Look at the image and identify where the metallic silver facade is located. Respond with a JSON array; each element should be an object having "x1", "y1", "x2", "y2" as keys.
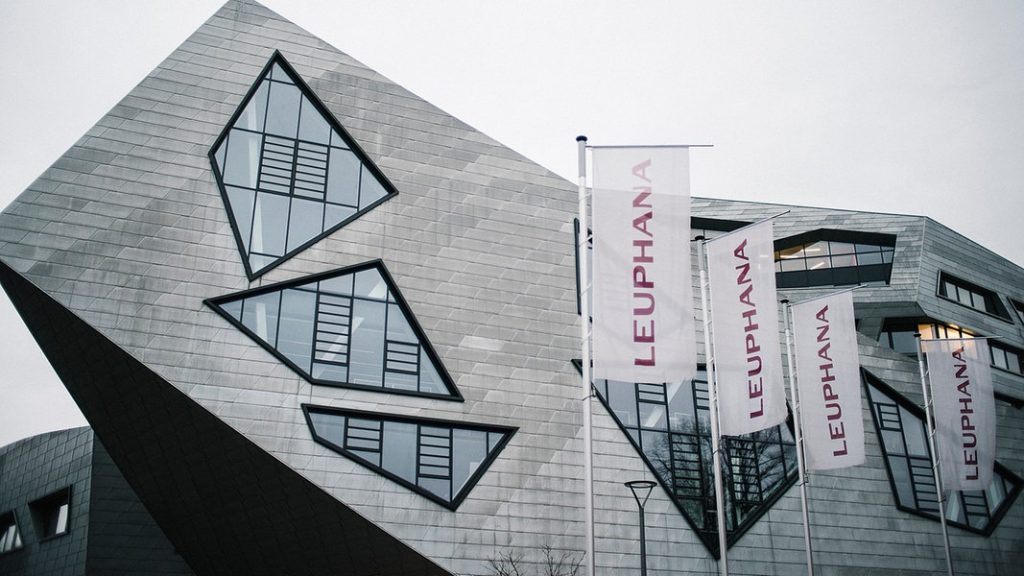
[{"x1": 0, "y1": 1, "x2": 1021, "y2": 574}]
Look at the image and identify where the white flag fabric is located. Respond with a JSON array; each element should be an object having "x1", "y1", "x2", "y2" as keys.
[
  {"x1": 707, "y1": 219, "x2": 787, "y2": 436},
  {"x1": 792, "y1": 291, "x2": 865, "y2": 470},
  {"x1": 591, "y1": 146, "x2": 696, "y2": 383},
  {"x1": 922, "y1": 338, "x2": 995, "y2": 492}
]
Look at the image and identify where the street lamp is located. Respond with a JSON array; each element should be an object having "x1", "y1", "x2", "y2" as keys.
[{"x1": 625, "y1": 480, "x2": 656, "y2": 576}]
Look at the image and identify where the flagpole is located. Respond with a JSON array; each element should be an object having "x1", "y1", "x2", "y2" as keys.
[
  {"x1": 576, "y1": 135, "x2": 595, "y2": 576},
  {"x1": 781, "y1": 299, "x2": 814, "y2": 576},
  {"x1": 915, "y1": 333, "x2": 954, "y2": 576},
  {"x1": 697, "y1": 236, "x2": 729, "y2": 576}
]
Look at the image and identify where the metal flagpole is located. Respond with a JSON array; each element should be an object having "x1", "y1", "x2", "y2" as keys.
[
  {"x1": 915, "y1": 334, "x2": 955, "y2": 576},
  {"x1": 697, "y1": 236, "x2": 729, "y2": 576},
  {"x1": 781, "y1": 299, "x2": 814, "y2": 576},
  {"x1": 576, "y1": 135, "x2": 595, "y2": 576}
]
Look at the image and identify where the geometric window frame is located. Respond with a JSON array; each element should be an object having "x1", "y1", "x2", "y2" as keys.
[
  {"x1": 205, "y1": 259, "x2": 462, "y2": 401},
  {"x1": 28, "y1": 487, "x2": 72, "y2": 542},
  {"x1": 303, "y1": 405, "x2": 516, "y2": 510},
  {"x1": 209, "y1": 51, "x2": 398, "y2": 280},
  {"x1": 863, "y1": 369, "x2": 1023, "y2": 535},
  {"x1": 574, "y1": 361, "x2": 799, "y2": 558},
  {"x1": 774, "y1": 228, "x2": 896, "y2": 289},
  {"x1": 936, "y1": 271, "x2": 1013, "y2": 322},
  {"x1": 0, "y1": 510, "x2": 24, "y2": 555}
]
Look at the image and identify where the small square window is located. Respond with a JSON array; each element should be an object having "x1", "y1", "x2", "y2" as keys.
[
  {"x1": 29, "y1": 488, "x2": 71, "y2": 540},
  {"x1": 0, "y1": 511, "x2": 24, "y2": 555}
]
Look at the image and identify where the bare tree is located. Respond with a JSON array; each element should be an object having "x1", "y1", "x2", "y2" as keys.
[{"x1": 482, "y1": 546, "x2": 582, "y2": 576}]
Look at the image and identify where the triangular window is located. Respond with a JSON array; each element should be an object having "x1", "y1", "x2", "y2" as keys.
[
  {"x1": 578, "y1": 361, "x2": 798, "y2": 557},
  {"x1": 207, "y1": 261, "x2": 460, "y2": 400},
  {"x1": 304, "y1": 405, "x2": 515, "y2": 509},
  {"x1": 210, "y1": 52, "x2": 397, "y2": 279},
  {"x1": 863, "y1": 370, "x2": 1022, "y2": 534}
]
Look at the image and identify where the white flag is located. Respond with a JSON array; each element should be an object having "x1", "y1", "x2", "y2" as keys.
[
  {"x1": 792, "y1": 291, "x2": 865, "y2": 470},
  {"x1": 707, "y1": 219, "x2": 786, "y2": 436},
  {"x1": 591, "y1": 146, "x2": 696, "y2": 383},
  {"x1": 922, "y1": 338, "x2": 995, "y2": 492}
]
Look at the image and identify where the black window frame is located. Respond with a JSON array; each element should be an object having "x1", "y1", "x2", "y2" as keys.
[
  {"x1": 936, "y1": 272, "x2": 1012, "y2": 322},
  {"x1": 302, "y1": 405, "x2": 516, "y2": 510},
  {"x1": 862, "y1": 369, "x2": 1022, "y2": 535},
  {"x1": 208, "y1": 51, "x2": 399, "y2": 280},
  {"x1": 572, "y1": 360, "x2": 797, "y2": 558},
  {"x1": 1010, "y1": 298, "x2": 1024, "y2": 325},
  {"x1": 28, "y1": 487, "x2": 72, "y2": 542},
  {"x1": 0, "y1": 510, "x2": 24, "y2": 555},
  {"x1": 773, "y1": 229, "x2": 896, "y2": 289},
  {"x1": 206, "y1": 259, "x2": 462, "y2": 401}
]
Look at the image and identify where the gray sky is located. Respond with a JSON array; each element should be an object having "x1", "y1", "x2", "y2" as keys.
[{"x1": 1, "y1": 0, "x2": 1022, "y2": 446}]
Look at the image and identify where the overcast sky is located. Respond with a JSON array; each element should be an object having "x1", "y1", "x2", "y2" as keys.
[{"x1": 1, "y1": 1, "x2": 1022, "y2": 446}]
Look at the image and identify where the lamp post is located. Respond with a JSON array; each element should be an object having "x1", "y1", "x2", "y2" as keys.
[{"x1": 625, "y1": 480, "x2": 656, "y2": 576}]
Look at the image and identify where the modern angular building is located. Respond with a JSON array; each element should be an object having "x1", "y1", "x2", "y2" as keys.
[{"x1": 0, "y1": 1, "x2": 1021, "y2": 575}]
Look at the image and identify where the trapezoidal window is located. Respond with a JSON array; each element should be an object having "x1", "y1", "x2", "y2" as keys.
[
  {"x1": 774, "y1": 229, "x2": 895, "y2": 289},
  {"x1": 304, "y1": 405, "x2": 515, "y2": 509},
  {"x1": 210, "y1": 51, "x2": 397, "y2": 279},
  {"x1": 207, "y1": 260, "x2": 461, "y2": 400},
  {"x1": 578, "y1": 362, "x2": 797, "y2": 557},
  {"x1": 28, "y1": 487, "x2": 71, "y2": 541},
  {"x1": 937, "y1": 272, "x2": 1012, "y2": 321},
  {"x1": 863, "y1": 370, "x2": 1022, "y2": 534},
  {"x1": 0, "y1": 511, "x2": 24, "y2": 555}
]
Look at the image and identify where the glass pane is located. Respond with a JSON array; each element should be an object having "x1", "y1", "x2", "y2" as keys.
[
  {"x1": 298, "y1": 96, "x2": 331, "y2": 144},
  {"x1": 349, "y1": 299, "x2": 386, "y2": 387},
  {"x1": 805, "y1": 256, "x2": 830, "y2": 270},
  {"x1": 828, "y1": 242, "x2": 856, "y2": 255},
  {"x1": 901, "y1": 408, "x2": 928, "y2": 457},
  {"x1": 881, "y1": 249, "x2": 894, "y2": 263},
  {"x1": 857, "y1": 251, "x2": 883, "y2": 265},
  {"x1": 667, "y1": 381, "x2": 695, "y2": 432},
  {"x1": 223, "y1": 129, "x2": 261, "y2": 188},
  {"x1": 265, "y1": 81, "x2": 302, "y2": 138},
  {"x1": 277, "y1": 288, "x2": 316, "y2": 372},
  {"x1": 889, "y1": 331, "x2": 918, "y2": 354},
  {"x1": 312, "y1": 362, "x2": 347, "y2": 382},
  {"x1": 607, "y1": 380, "x2": 638, "y2": 428},
  {"x1": 386, "y1": 303, "x2": 416, "y2": 343},
  {"x1": 453, "y1": 429, "x2": 489, "y2": 497},
  {"x1": 286, "y1": 197, "x2": 325, "y2": 252},
  {"x1": 319, "y1": 274, "x2": 353, "y2": 297},
  {"x1": 225, "y1": 187, "x2": 255, "y2": 251},
  {"x1": 310, "y1": 412, "x2": 345, "y2": 446},
  {"x1": 382, "y1": 421, "x2": 417, "y2": 483},
  {"x1": 55, "y1": 503, "x2": 69, "y2": 534},
  {"x1": 780, "y1": 258, "x2": 806, "y2": 272},
  {"x1": 359, "y1": 164, "x2": 389, "y2": 208},
  {"x1": 420, "y1": 477, "x2": 450, "y2": 501},
  {"x1": 830, "y1": 253, "x2": 857, "y2": 267},
  {"x1": 349, "y1": 448, "x2": 380, "y2": 467},
  {"x1": 270, "y1": 63, "x2": 291, "y2": 82},
  {"x1": 251, "y1": 192, "x2": 289, "y2": 256},
  {"x1": 355, "y1": 269, "x2": 388, "y2": 300},
  {"x1": 777, "y1": 245, "x2": 804, "y2": 259},
  {"x1": 325, "y1": 204, "x2": 358, "y2": 229},
  {"x1": 236, "y1": 80, "x2": 269, "y2": 132},
  {"x1": 418, "y1": 353, "x2": 446, "y2": 395},
  {"x1": 242, "y1": 292, "x2": 280, "y2": 346},
  {"x1": 326, "y1": 148, "x2": 361, "y2": 207},
  {"x1": 639, "y1": 402, "x2": 667, "y2": 431},
  {"x1": 888, "y1": 455, "x2": 916, "y2": 507},
  {"x1": 802, "y1": 241, "x2": 828, "y2": 257}
]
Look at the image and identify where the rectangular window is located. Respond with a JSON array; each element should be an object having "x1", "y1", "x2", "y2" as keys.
[
  {"x1": 0, "y1": 511, "x2": 24, "y2": 555},
  {"x1": 29, "y1": 488, "x2": 71, "y2": 540},
  {"x1": 937, "y1": 272, "x2": 1011, "y2": 320}
]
